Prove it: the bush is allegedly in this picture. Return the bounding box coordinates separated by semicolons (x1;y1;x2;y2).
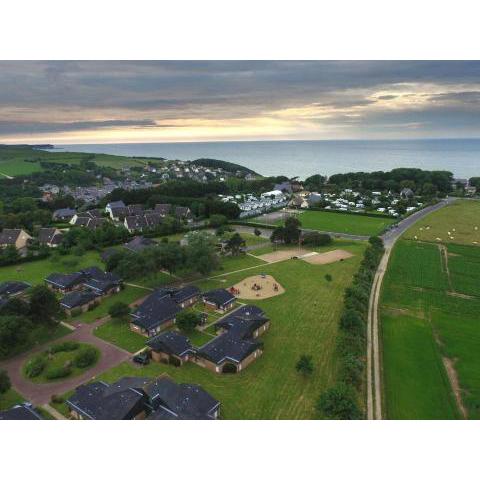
73;347;98;368
25;355;47;378
325;274;332;282
302;231;332;247
316;383;362;419
45;365;72;380
51;394;64;404
108;302;130;319
48;341;79;354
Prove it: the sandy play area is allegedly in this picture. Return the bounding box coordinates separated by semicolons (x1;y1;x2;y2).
230;274;285;300
257;248;312;263
301;249;354;265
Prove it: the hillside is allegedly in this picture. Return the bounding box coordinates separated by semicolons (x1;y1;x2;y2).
190;158;259;176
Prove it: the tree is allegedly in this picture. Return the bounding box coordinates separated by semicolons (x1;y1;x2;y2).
28;285;62;325
209;214;228;228
176;310;202;333
0;315;31;358
340;309;364;333
254;228;262;237
0;369;11;393
304;174;326;192
1;245;20;264
284;216;302;244
226;233;246;256
295;355;314;376
185;231;219;275
302;231;332;247
316;383;362;419
108;302;130;319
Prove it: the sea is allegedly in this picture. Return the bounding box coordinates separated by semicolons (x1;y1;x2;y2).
49;138;480;180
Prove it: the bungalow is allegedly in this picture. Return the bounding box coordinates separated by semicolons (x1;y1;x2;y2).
52;207;76;222
45;271;85;293
0;403;43;420
147;331;195;365
146;377;220;420
214;304;270;339
196;331;262;374
0;281;30;297
38;227;63;247
67;377;150;420
60;290;99;315
123;236;158;253
81;267;122;296
202;289;236;312
154;203;172;216
0;229;32;251
130;290;181;336
172;285;201;308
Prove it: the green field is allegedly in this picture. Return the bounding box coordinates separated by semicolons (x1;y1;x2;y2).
253;210;395;236
95;240;366;419
94;316;147;353
0;388;25;411
404;200;480;246
381;238;480;419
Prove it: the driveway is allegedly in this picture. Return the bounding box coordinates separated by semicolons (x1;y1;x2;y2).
0;318;131;405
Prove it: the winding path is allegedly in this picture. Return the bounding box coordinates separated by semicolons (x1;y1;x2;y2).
367;197;456;419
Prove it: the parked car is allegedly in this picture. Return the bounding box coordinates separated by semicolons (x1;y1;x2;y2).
133;351;150;365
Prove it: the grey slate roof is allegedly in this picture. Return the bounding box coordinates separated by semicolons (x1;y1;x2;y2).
0;281;30;297
0;403;43;420
131;292;181;331
0;229;22;245
53;207;76;220
123;236;158;253
45;271;85;289
147;331;194;357
202;289;236;308
38;228;63;245
60;290;98;309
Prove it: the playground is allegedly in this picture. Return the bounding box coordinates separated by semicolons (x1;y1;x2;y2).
230;274;285;300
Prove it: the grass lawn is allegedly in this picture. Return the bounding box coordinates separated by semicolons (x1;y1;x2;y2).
211;253;267;276
96;240;366;419
404;199;480;246
0;159;43;176
0;388;25;411
73;286;148;324
0;250;103;286
94;317;146;353
22;342;100;383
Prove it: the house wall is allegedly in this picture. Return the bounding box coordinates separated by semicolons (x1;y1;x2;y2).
151;351;187;365
253;321;270;338
130;318;175;337
15;231;32;250
194;347;262;374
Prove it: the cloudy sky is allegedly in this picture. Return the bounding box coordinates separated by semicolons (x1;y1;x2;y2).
1;61;480;144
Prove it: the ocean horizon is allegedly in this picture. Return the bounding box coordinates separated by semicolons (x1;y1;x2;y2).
50;138;480;179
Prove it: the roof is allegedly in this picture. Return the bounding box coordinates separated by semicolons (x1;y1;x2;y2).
81;266;121;283
53;207;76;219
131;292;181;331
0;229;28;245
198;331;260;365
38;228;63;245
147;331;194;357
202;289;236;308
0;281;30;297
146;377;219;420
154;203;172;216
125;215;148;231
45;271;85;289
172;285;200;303
215;305;269;339
86;218;107;230
124;236;158;253
175;206;191;218
106;200;126;209
66;379;149;420
60;290;98;309
0;403;43;420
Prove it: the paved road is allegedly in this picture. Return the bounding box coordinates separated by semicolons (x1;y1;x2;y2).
367;197;456;419
0;317;131;406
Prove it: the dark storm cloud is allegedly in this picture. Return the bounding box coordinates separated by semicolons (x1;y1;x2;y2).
0;61;480;139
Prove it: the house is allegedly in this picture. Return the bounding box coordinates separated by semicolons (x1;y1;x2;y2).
171;285;201;308
38;227;63;247
45;272;85;293
154;203;172;216
175;206;192;221
130;290;181;336
196;331;262;374
124;215;148;233
214;304;270;339
60;290;99;315
146;377;220;420
81;266;122;296
85;217;107;230
0;229;32;251
0;281;30;297
202;289;236;312
147;331;195;365
0;403;43;420
52;207;76;221
274;181;293;194
105;200;126;217
66;377;150;420
123;236;158;253
70;209;104;228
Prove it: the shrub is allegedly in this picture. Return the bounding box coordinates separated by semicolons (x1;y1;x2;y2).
48;341;79;354
51;394;64;404
302;231;332;247
316;383;362;419
108;302;130;319
45;365;72;380
325;274;333;282
25;355;47;378
340;309;364;333
73;347;98;369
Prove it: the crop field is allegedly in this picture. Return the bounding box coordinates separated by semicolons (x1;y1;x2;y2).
381;238;480;419
253;210;395;236
96;240;366;419
404;200;480;246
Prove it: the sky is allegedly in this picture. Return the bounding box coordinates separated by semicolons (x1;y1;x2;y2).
1;60;480;144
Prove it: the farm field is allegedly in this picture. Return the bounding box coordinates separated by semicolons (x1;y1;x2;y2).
381;238;480;419
404;199;480;246
253;209;394;236
96;240;366;419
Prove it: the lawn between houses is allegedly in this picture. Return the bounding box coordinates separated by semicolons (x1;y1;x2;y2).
381;237;480;419
93;240;366;420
